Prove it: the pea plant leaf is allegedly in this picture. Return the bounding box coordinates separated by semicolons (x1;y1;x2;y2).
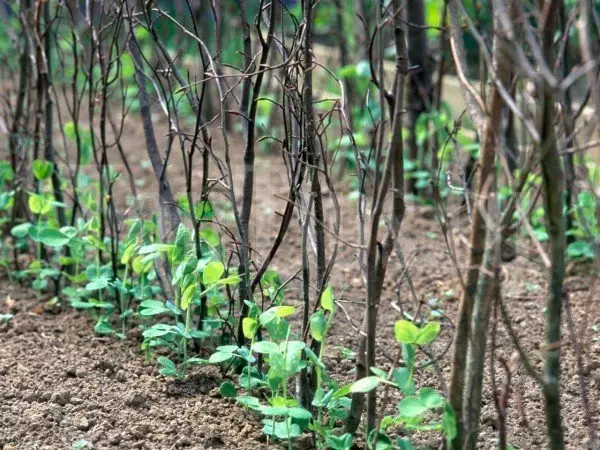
394;320;419;344
398;396;428;417
32;159;53;181
350;376;380;393
310;311;327;342
180;284;197;311
11;222;32;238
219;381;237;398
217;274;242;286
242;317;258;339
138;300;171;317
202;261;224;285
415;322;441;345
321;285;334;311
39;228;71;247
85;276;110;291
200;228;220;247
419;387;445;408
251;341;280;354
209;349;237;364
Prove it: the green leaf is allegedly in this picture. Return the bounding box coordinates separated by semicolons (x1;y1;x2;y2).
200;228;220;247
332;383;352;399
310;310;327;342
70;300;96;310
350;376;380;393
218;274;242;285
279;340;306;354
132;256;152;274
190;329;211;339
567;240;595;259
242;317;258;339
403;343;415;373
392;367;415;396
63;121;76;140
209;351;234;364
326;433;354;450
138;300;171;317
259;308;278;326
39;228;70;247
138;243;173;255
415;322;441;345
121;243;137;264
172;224;190;262
183;357;209;366
260;406;289;416
202;261;224;285
236;395;261;410
60;226;78;239
143;324;175;339
266;317;290;341
120;53;135;78
370;367;387;378
356;60;370;77
287;407;312;420
216;345;239;353
419;387;445;408
219;381;237;398
32;159;53;181
251;341;280;354
442;401;458;443
195;200;214;221
181;284;197;311
70;439;90;450
396;438;416;450
28;193;45;215
321;285;334;311
86;276;109;291
157;356;176;370
394;320;419;344
398;396;428;417
274;305;296;317
94;320;114;335
28;224;42;242
11;222;32;238
367;430;393;450
157;357;178;377
304;347;325;370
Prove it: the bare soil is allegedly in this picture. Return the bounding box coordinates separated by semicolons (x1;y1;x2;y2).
1;115;599;449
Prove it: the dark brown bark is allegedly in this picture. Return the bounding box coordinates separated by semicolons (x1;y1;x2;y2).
406;0;432;195
9;0;32;225
346;0;408;434
125;1;180;242
236;0;278;345
539;3;566;448
42;1;66;229
448;2;514;446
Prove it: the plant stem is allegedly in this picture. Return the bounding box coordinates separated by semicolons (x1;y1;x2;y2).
183;305;191;368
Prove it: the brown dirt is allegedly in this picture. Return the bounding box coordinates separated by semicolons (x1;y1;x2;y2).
0;281;269;450
1;113;599;449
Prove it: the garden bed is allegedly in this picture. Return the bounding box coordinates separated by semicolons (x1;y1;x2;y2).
1;143;598;449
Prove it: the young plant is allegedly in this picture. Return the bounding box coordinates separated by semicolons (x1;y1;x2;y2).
330;319;455;449
142;223;240;378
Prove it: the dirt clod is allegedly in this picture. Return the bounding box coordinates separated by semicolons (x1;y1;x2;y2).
75;417;91;431
124;392;147;407
51;390;71;406
108;432;122;445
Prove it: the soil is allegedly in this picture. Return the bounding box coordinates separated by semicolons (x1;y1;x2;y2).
1;113;599;449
